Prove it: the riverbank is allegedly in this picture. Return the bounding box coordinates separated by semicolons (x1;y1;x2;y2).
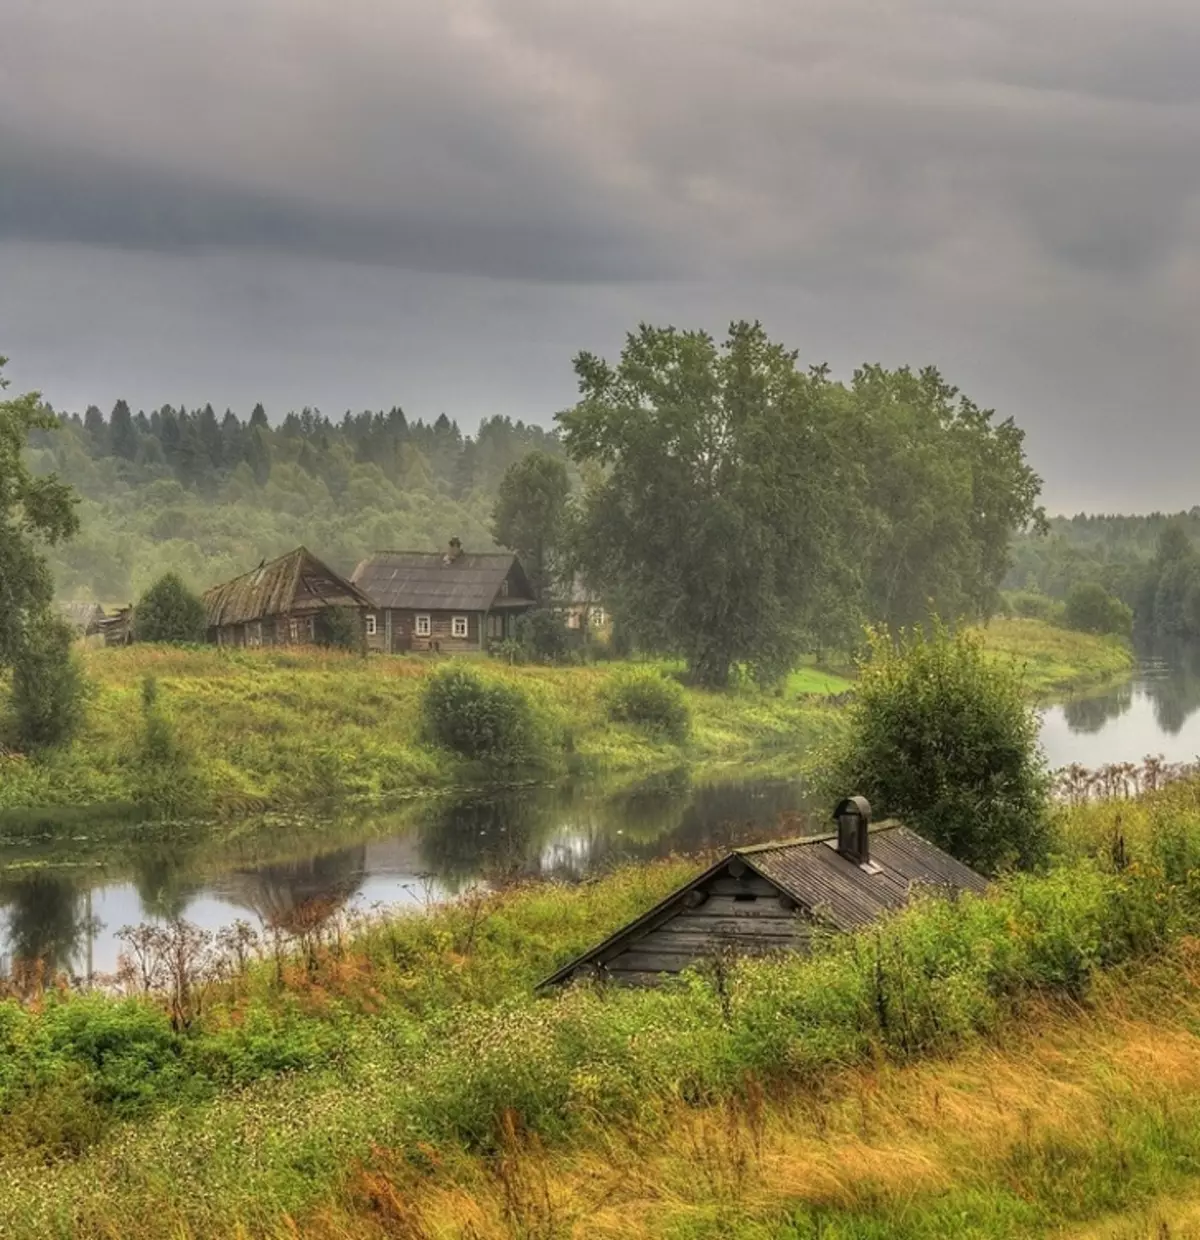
0;647;852;822
0;777;1197;1237
0;620;1131;823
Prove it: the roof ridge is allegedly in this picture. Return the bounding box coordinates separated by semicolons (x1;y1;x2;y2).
734;820;902;855
362;549;512;558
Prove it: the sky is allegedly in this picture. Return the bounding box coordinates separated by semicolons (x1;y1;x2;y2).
3;0;1200;514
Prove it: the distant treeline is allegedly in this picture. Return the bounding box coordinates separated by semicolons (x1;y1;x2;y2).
1008;511;1200;641
28;400;564;601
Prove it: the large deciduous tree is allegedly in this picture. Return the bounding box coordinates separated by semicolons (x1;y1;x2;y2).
559;322;857;687
0;357;80;667
491;450;570;603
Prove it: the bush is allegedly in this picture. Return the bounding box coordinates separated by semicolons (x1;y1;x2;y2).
604;669;690;743
134;573;206;644
421;665;540;764
313;606;363;652
1063;581;1133;638
513;608;568;663
9;612;87;750
133;676;207;817
1007;590;1064;623
811;624;1050;873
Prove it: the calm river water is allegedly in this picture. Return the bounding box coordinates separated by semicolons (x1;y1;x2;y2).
6;642;1200;981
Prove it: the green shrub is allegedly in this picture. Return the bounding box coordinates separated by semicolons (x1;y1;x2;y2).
1007;590;1065;624
604;669;690;743
133;676;207;817
313;606;363;652
1063;581;1133;638
810;624;1050;873
9;612;87;750
514;608;568;663
134;573;206;644
420;664;540;764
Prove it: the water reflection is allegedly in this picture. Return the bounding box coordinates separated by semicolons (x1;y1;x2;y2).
1040;640;1200;768
222;846;367;934
0;873;95;981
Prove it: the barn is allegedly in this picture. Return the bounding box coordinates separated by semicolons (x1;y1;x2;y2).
539;798;989;989
203;547;373;648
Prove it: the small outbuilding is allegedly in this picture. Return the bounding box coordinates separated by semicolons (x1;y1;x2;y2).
352;538;536;653
203;547;373;648
57;601;106;637
539;798;989;989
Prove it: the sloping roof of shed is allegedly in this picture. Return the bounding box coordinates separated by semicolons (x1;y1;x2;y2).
203;547;370;628
58;601;105;633
539;823;989;988
351;551;534;611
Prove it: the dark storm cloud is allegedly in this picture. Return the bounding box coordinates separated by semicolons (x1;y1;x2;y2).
5;0;1200;510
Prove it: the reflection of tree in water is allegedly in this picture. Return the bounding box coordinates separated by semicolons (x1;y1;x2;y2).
417;772;813;887
224;845;367;934
131;847;202;921
0;872;93;979
1148;641;1200;736
1063;683;1133;734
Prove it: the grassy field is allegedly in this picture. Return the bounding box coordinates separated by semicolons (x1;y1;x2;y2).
0;619;1129;823
972;617;1135;698
2;777;1200;1237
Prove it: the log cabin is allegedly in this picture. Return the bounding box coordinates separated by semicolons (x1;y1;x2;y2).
539;798;989;989
352;538;536;654
202;547;373;647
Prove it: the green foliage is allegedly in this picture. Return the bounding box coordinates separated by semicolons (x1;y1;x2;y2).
0;358;80;669
420;664;540;765
133;676;206;817
134;572;206;643
513;607;568;663
1006;589;1064;623
9;612;86;751
603;669;691;743
491;450;570;602
312;606;362;652
561;323;1044;687
812;624;1050;873
1063;580;1133;637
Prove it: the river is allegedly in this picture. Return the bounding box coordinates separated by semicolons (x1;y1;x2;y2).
6;643;1200;982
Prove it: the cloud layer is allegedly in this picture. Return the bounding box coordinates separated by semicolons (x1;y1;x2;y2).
4;0;1200;510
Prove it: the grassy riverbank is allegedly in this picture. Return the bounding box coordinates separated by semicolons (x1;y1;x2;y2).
0;618;1128;822
2;778;1199;1237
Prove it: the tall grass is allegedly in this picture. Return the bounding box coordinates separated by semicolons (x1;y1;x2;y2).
2;781;1200;1236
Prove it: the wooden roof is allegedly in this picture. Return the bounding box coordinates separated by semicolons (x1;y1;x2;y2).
351;550;535;612
539;823;988;989
202;547;371;628
57;601;106;634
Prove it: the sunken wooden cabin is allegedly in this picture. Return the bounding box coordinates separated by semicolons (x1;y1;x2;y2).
352;538;536;653
540;798;989;989
203;547;373;647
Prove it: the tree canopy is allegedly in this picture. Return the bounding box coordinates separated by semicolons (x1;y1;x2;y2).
491;451;570;603
560;322;1044;686
134;573;207;644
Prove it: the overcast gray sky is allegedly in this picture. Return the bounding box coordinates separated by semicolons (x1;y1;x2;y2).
3;0;1199;513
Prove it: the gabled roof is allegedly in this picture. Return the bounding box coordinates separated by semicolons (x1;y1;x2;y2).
203;547;371;628
352;551;535;612
539;823;988;989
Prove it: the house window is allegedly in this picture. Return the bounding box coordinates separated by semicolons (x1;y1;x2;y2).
416;614;432;637
567;611;581;630
306;616;315;638
365;614;377;637
487;613;504;639
588;607;606;626
452;615;468;639
500;580;509;597
289;618;298;642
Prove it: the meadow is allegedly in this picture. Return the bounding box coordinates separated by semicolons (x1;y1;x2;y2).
0;619;1129;823
2;774;1200;1238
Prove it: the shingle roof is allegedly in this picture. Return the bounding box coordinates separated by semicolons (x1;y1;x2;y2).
351;551;535;612
739;824;989;931
539;823;989;988
203;547;371;628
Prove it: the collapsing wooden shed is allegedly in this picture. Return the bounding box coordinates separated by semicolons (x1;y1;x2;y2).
539;798;989;989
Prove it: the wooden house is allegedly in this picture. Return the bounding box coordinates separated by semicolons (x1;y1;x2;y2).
203;547;373;648
98;605;134;647
352;539;536;653
539;798;988;989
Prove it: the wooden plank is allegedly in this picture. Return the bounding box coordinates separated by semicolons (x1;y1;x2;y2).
702;876;780;897
677;896;798;920
635;928;801;952
606;950;697;974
